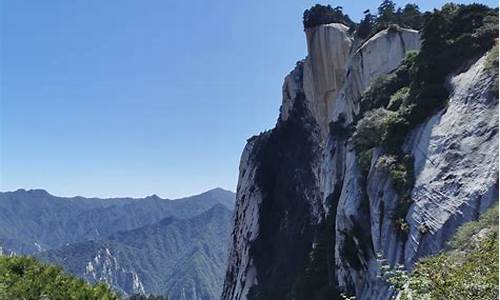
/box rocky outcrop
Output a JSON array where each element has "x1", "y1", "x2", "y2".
[
  {"x1": 302, "y1": 23, "x2": 352, "y2": 136},
  {"x1": 83, "y1": 247, "x2": 146, "y2": 295},
  {"x1": 222, "y1": 22, "x2": 498, "y2": 300},
  {"x1": 403, "y1": 54, "x2": 498, "y2": 264},
  {"x1": 331, "y1": 28, "x2": 421, "y2": 124},
  {"x1": 222, "y1": 138, "x2": 265, "y2": 299},
  {"x1": 337, "y1": 52, "x2": 498, "y2": 299}
]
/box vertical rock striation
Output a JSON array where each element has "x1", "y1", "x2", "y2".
[{"x1": 222, "y1": 22, "x2": 498, "y2": 300}]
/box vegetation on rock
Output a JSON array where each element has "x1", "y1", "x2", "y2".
[
  {"x1": 485, "y1": 44, "x2": 499, "y2": 93},
  {"x1": 387, "y1": 203, "x2": 499, "y2": 300},
  {"x1": 352, "y1": 3, "x2": 498, "y2": 222},
  {"x1": 0, "y1": 255, "x2": 118, "y2": 300},
  {"x1": 356, "y1": 1, "x2": 424, "y2": 39},
  {"x1": 303, "y1": 1, "x2": 425, "y2": 38},
  {"x1": 303, "y1": 5, "x2": 355, "y2": 29}
]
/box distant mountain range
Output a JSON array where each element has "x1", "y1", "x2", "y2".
[{"x1": 0, "y1": 188, "x2": 235, "y2": 300}]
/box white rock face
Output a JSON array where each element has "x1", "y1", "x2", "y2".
[
  {"x1": 279, "y1": 62, "x2": 303, "y2": 122},
  {"x1": 222, "y1": 136, "x2": 265, "y2": 300},
  {"x1": 321, "y1": 26, "x2": 420, "y2": 214},
  {"x1": 348, "y1": 51, "x2": 499, "y2": 300},
  {"x1": 332, "y1": 28, "x2": 421, "y2": 124},
  {"x1": 302, "y1": 23, "x2": 353, "y2": 136},
  {"x1": 403, "y1": 54, "x2": 498, "y2": 265},
  {"x1": 223, "y1": 22, "x2": 498, "y2": 300},
  {"x1": 83, "y1": 247, "x2": 146, "y2": 295}
]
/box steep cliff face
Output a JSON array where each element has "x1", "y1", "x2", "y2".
[
  {"x1": 222, "y1": 20, "x2": 498, "y2": 300},
  {"x1": 335, "y1": 50, "x2": 498, "y2": 300},
  {"x1": 83, "y1": 246, "x2": 146, "y2": 295}
]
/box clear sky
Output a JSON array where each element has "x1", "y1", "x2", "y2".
[{"x1": 1, "y1": 0, "x2": 496, "y2": 199}]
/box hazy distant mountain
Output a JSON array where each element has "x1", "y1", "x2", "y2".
[{"x1": 0, "y1": 188, "x2": 235, "y2": 299}]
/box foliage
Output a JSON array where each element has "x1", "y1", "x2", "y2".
[
  {"x1": 484, "y1": 45, "x2": 499, "y2": 93},
  {"x1": 357, "y1": 149, "x2": 373, "y2": 175},
  {"x1": 448, "y1": 203, "x2": 498, "y2": 250},
  {"x1": 376, "y1": 154, "x2": 414, "y2": 194},
  {"x1": 387, "y1": 87, "x2": 410, "y2": 111},
  {"x1": 376, "y1": 253, "x2": 409, "y2": 300},
  {"x1": 0, "y1": 255, "x2": 118, "y2": 300},
  {"x1": 485, "y1": 44, "x2": 499, "y2": 72},
  {"x1": 355, "y1": 10, "x2": 376, "y2": 39},
  {"x1": 375, "y1": 0, "x2": 398, "y2": 32},
  {"x1": 354, "y1": 1, "x2": 423, "y2": 41},
  {"x1": 397, "y1": 4, "x2": 424, "y2": 30},
  {"x1": 353, "y1": 108, "x2": 415, "y2": 217},
  {"x1": 353, "y1": 4, "x2": 497, "y2": 219},
  {"x1": 353, "y1": 107, "x2": 412, "y2": 156},
  {"x1": 0, "y1": 189, "x2": 235, "y2": 299},
  {"x1": 409, "y1": 3, "x2": 498, "y2": 123},
  {"x1": 303, "y1": 5, "x2": 355, "y2": 29},
  {"x1": 383, "y1": 203, "x2": 499, "y2": 300},
  {"x1": 353, "y1": 108, "x2": 391, "y2": 151},
  {"x1": 359, "y1": 51, "x2": 418, "y2": 114},
  {"x1": 407, "y1": 203, "x2": 498, "y2": 299}
]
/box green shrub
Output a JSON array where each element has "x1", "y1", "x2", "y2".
[
  {"x1": 0, "y1": 255, "x2": 118, "y2": 300},
  {"x1": 353, "y1": 108, "x2": 391, "y2": 151},
  {"x1": 375, "y1": 155, "x2": 398, "y2": 169},
  {"x1": 358, "y1": 149, "x2": 373, "y2": 175},
  {"x1": 449, "y1": 203, "x2": 498, "y2": 250},
  {"x1": 387, "y1": 87, "x2": 410, "y2": 111},
  {"x1": 381, "y1": 111, "x2": 410, "y2": 154},
  {"x1": 484, "y1": 45, "x2": 499, "y2": 94},
  {"x1": 408, "y1": 3, "x2": 498, "y2": 124},
  {"x1": 354, "y1": 1, "x2": 423, "y2": 41},
  {"x1": 405, "y1": 203, "x2": 499, "y2": 300},
  {"x1": 485, "y1": 45, "x2": 499, "y2": 72},
  {"x1": 374, "y1": 0, "x2": 398, "y2": 32},
  {"x1": 359, "y1": 52, "x2": 417, "y2": 114},
  {"x1": 375, "y1": 154, "x2": 414, "y2": 194},
  {"x1": 356, "y1": 11, "x2": 376, "y2": 39},
  {"x1": 353, "y1": 106, "x2": 411, "y2": 155},
  {"x1": 397, "y1": 4, "x2": 424, "y2": 30},
  {"x1": 354, "y1": 3, "x2": 497, "y2": 206}
]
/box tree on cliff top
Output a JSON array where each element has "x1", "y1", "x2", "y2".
[{"x1": 303, "y1": 4, "x2": 355, "y2": 29}]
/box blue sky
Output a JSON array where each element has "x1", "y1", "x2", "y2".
[{"x1": 1, "y1": 0, "x2": 496, "y2": 199}]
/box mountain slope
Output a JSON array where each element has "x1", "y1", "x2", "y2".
[
  {"x1": 0, "y1": 188, "x2": 234, "y2": 254},
  {"x1": 393, "y1": 203, "x2": 498, "y2": 299},
  {"x1": 36, "y1": 205, "x2": 232, "y2": 299},
  {"x1": 0, "y1": 188, "x2": 235, "y2": 300}
]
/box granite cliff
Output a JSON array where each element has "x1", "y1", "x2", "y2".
[{"x1": 222, "y1": 4, "x2": 498, "y2": 300}]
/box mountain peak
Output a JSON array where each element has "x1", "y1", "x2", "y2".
[
  {"x1": 145, "y1": 194, "x2": 162, "y2": 200},
  {"x1": 205, "y1": 187, "x2": 234, "y2": 195}
]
